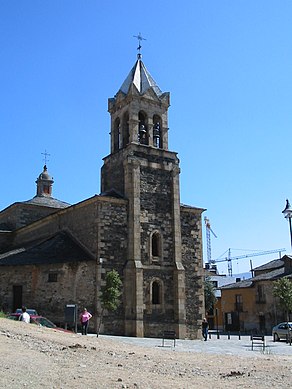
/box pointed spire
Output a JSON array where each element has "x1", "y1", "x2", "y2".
[{"x1": 118, "y1": 59, "x2": 163, "y2": 97}]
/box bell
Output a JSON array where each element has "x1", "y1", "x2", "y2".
[{"x1": 139, "y1": 124, "x2": 146, "y2": 134}]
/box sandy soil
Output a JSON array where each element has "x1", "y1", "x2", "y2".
[{"x1": 0, "y1": 318, "x2": 291, "y2": 388}]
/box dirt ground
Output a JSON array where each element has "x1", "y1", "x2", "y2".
[{"x1": 0, "y1": 318, "x2": 291, "y2": 388}]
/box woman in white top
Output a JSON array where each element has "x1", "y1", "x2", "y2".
[{"x1": 19, "y1": 306, "x2": 30, "y2": 323}]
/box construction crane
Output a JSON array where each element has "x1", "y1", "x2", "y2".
[
  {"x1": 204, "y1": 216, "x2": 217, "y2": 264},
  {"x1": 213, "y1": 248, "x2": 286, "y2": 276}
]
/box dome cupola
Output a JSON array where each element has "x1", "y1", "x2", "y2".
[{"x1": 36, "y1": 165, "x2": 54, "y2": 197}]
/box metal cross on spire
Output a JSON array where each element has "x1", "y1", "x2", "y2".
[
  {"x1": 133, "y1": 32, "x2": 146, "y2": 58},
  {"x1": 41, "y1": 149, "x2": 51, "y2": 166}
]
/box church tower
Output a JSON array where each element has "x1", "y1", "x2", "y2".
[{"x1": 101, "y1": 54, "x2": 186, "y2": 338}]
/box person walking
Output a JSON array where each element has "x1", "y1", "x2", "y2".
[
  {"x1": 79, "y1": 308, "x2": 92, "y2": 335},
  {"x1": 19, "y1": 306, "x2": 30, "y2": 323},
  {"x1": 202, "y1": 317, "x2": 209, "y2": 341}
]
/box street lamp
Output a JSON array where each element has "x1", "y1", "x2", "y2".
[
  {"x1": 282, "y1": 199, "x2": 292, "y2": 249},
  {"x1": 215, "y1": 308, "x2": 219, "y2": 339},
  {"x1": 95, "y1": 257, "x2": 104, "y2": 336}
]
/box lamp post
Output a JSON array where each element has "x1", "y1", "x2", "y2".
[
  {"x1": 282, "y1": 199, "x2": 292, "y2": 249},
  {"x1": 98, "y1": 258, "x2": 103, "y2": 334},
  {"x1": 95, "y1": 257, "x2": 103, "y2": 336},
  {"x1": 215, "y1": 308, "x2": 219, "y2": 339}
]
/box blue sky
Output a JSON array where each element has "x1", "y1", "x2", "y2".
[{"x1": 1, "y1": 1, "x2": 291, "y2": 274}]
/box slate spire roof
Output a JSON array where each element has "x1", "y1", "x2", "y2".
[{"x1": 118, "y1": 58, "x2": 163, "y2": 97}]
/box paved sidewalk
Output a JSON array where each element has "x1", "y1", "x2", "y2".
[{"x1": 99, "y1": 334, "x2": 292, "y2": 357}]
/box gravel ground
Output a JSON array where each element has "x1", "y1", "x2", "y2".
[{"x1": 0, "y1": 318, "x2": 291, "y2": 388}]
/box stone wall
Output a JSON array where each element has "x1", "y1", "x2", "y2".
[
  {"x1": 0, "y1": 261, "x2": 97, "y2": 329},
  {"x1": 180, "y1": 206, "x2": 205, "y2": 339},
  {"x1": 101, "y1": 151, "x2": 126, "y2": 196},
  {"x1": 143, "y1": 267, "x2": 176, "y2": 337},
  {"x1": 139, "y1": 159, "x2": 177, "y2": 337},
  {"x1": 0, "y1": 204, "x2": 60, "y2": 233},
  {"x1": 10, "y1": 197, "x2": 99, "y2": 252},
  {"x1": 10, "y1": 196, "x2": 127, "y2": 256},
  {"x1": 0, "y1": 196, "x2": 129, "y2": 335},
  {"x1": 140, "y1": 166, "x2": 174, "y2": 266},
  {"x1": 95, "y1": 198, "x2": 128, "y2": 336},
  {"x1": 0, "y1": 231, "x2": 13, "y2": 252}
]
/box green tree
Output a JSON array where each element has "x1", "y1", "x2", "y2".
[
  {"x1": 97, "y1": 269, "x2": 122, "y2": 336},
  {"x1": 204, "y1": 276, "x2": 217, "y2": 314},
  {"x1": 273, "y1": 277, "x2": 292, "y2": 322}
]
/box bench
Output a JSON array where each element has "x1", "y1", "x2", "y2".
[
  {"x1": 162, "y1": 330, "x2": 176, "y2": 347},
  {"x1": 251, "y1": 334, "x2": 265, "y2": 351}
]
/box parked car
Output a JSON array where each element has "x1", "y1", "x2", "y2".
[
  {"x1": 7, "y1": 314, "x2": 70, "y2": 332},
  {"x1": 272, "y1": 322, "x2": 292, "y2": 341},
  {"x1": 15, "y1": 308, "x2": 39, "y2": 316},
  {"x1": 6, "y1": 314, "x2": 20, "y2": 321}
]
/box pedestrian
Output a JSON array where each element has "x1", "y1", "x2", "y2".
[
  {"x1": 19, "y1": 306, "x2": 30, "y2": 323},
  {"x1": 79, "y1": 308, "x2": 92, "y2": 335},
  {"x1": 202, "y1": 317, "x2": 209, "y2": 341}
]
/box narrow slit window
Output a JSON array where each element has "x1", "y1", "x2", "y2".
[
  {"x1": 152, "y1": 232, "x2": 160, "y2": 257},
  {"x1": 114, "y1": 118, "x2": 121, "y2": 151},
  {"x1": 122, "y1": 112, "x2": 129, "y2": 146},
  {"x1": 152, "y1": 281, "x2": 160, "y2": 304}
]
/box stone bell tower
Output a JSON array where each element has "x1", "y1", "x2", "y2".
[{"x1": 101, "y1": 54, "x2": 186, "y2": 338}]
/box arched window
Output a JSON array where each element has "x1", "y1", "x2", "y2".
[
  {"x1": 152, "y1": 232, "x2": 160, "y2": 257},
  {"x1": 122, "y1": 112, "x2": 129, "y2": 147},
  {"x1": 43, "y1": 185, "x2": 50, "y2": 195},
  {"x1": 113, "y1": 117, "x2": 120, "y2": 151},
  {"x1": 146, "y1": 279, "x2": 165, "y2": 314},
  {"x1": 153, "y1": 115, "x2": 162, "y2": 148},
  {"x1": 152, "y1": 281, "x2": 160, "y2": 304},
  {"x1": 150, "y1": 231, "x2": 162, "y2": 263},
  {"x1": 138, "y1": 112, "x2": 148, "y2": 145}
]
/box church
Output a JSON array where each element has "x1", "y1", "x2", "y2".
[{"x1": 0, "y1": 53, "x2": 205, "y2": 339}]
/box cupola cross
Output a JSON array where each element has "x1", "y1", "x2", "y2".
[{"x1": 41, "y1": 149, "x2": 51, "y2": 165}]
